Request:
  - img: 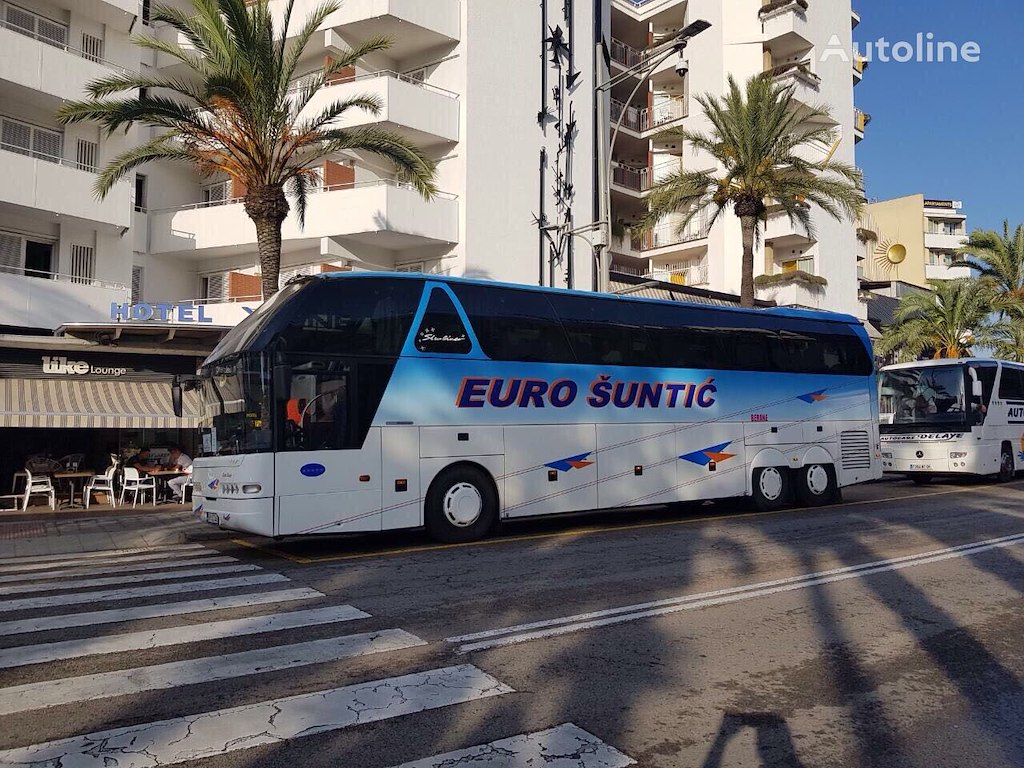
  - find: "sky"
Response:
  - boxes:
[853,0,1024,233]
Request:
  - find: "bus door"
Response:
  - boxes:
[274,357,383,536]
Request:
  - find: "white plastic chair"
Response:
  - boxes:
[120,467,156,508]
[85,463,118,509]
[22,470,55,511]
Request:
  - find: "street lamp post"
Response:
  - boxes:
[594,19,712,293]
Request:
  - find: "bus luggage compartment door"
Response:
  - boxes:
[504,425,598,517]
[274,428,383,535]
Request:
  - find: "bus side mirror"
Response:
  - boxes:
[972,380,983,398]
[172,380,183,418]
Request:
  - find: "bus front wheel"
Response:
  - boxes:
[796,463,837,506]
[752,467,789,512]
[425,465,498,543]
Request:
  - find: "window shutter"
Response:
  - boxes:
[31,126,63,162]
[0,232,22,271]
[131,266,144,303]
[4,5,35,34]
[70,244,95,284]
[36,17,67,46]
[1,118,31,155]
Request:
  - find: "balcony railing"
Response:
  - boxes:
[769,60,821,84]
[759,0,809,19]
[631,213,711,251]
[288,69,459,99]
[610,38,647,69]
[154,178,459,213]
[612,164,650,192]
[647,261,710,286]
[0,18,133,74]
[0,140,98,173]
[611,97,687,133]
[0,263,127,291]
[855,109,872,131]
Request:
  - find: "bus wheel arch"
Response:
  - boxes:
[424,462,500,543]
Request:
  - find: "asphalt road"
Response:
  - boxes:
[1,476,1022,767]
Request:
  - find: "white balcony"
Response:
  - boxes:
[926,264,972,281]
[760,2,811,51]
[756,277,828,310]
[316,0,459,56]
[611,97,687,136]
[764,209,815,248]
[631,213,710,256]
[925,231,967,250]
[149,179,458,258]
[295,71,459,146]
[0,146,131,229]
[647,261,709,287]
[0,266,129,329]
[0,23,132,102]
[771,62,822,110]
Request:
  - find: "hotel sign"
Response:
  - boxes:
[923,200,963,210]
[111,303,215,323]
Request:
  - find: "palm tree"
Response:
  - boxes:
[993,319,1024,363]
[953,221,1024,313]
[877,279,1003,362]
[57,0,437,299]
[637,75,863,307]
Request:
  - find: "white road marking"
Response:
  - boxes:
[0,665,511,766]
[0,563,261,595]
[0,629,426,715]
[0,587,323,637]
[0,573,290,613]
[390,723,636,767]
[0,555,238,585]
[0,547,217,575]
[451,531,1024,653]
[0,604,370,669]
[0,543,207,567]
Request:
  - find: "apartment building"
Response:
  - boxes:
[607,0,868,317]
[860,194,971,287]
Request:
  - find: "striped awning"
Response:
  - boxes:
[0,379,202,429]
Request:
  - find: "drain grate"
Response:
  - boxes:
[0,523,49,540]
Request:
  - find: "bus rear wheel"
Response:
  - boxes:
[752,467,789,512]
[796,463,837,506]
[425,465,498,543]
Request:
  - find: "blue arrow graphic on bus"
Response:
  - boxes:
[545,453,594,472]
[797,389,829,404]
[679,442,736,466]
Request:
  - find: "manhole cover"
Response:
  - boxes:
[0,523,48,540]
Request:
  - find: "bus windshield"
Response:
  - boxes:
[199,355,274,455]
[879,365,966,431]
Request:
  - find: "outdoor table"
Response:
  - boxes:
[52,470,95,510]
[140,469,187,504]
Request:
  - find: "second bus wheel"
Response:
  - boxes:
[796,463,837,506]
[424,465,499,543]
[752,466,789,512]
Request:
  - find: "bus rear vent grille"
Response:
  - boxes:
[840,431,872,470]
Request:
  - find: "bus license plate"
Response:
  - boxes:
[909,464,932,470]
[206,511,220,524]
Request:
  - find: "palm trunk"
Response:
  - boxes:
[254,217,283,300]
[739,215,757,308]
[243,184,290,300]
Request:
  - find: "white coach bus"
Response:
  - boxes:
[191,274,881,542]
[879,358,1024,483]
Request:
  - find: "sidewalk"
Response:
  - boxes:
[0,505,232,558]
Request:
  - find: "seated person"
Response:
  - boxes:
[166,445,194,502]
[130,447,153,471]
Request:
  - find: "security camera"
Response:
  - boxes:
[675,59,689,78]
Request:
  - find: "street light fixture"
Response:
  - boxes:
[593,19,712,293]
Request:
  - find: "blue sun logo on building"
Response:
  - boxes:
[545,452,594,472]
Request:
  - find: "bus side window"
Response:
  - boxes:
[414,289,472,354]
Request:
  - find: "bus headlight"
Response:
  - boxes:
[950,452,968,459]
[242,484,262,494]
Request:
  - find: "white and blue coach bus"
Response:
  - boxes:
[192,274,881,542]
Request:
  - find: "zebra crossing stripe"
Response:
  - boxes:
[0,548,218,575]
[0,629,428,715]
[0,561,264,598]
[0,665,511,767]
[0,605,370,670]
[389,723,636,767]
[0,543,207,567]
[0,563,261,596]
[0,573,290,614]
[0,555,239,585]
[0,587,323,637]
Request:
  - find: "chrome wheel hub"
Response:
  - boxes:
[759,468,784,501]
[805,465,830,496]
[443,482,482,527]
